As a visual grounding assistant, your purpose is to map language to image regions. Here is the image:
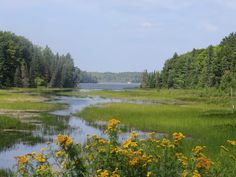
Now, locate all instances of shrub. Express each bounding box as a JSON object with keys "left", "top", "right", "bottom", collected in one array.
[{"left": 15, "top": 119, "right": 236, "bottom": 177}]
